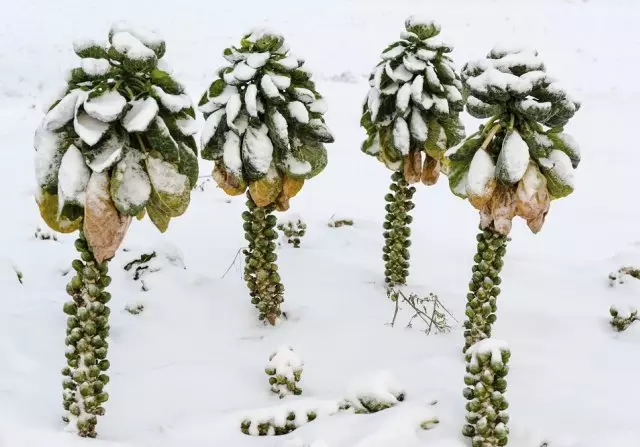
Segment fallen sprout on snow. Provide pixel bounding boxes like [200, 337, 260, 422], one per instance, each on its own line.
[277, 217, 307, 248]
[608, 266, 640, 287]
[609, 306, 639, 332]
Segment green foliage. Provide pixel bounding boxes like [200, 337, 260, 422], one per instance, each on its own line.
[62, 229, 111, 438]
[35, 23, 197, 235]
[609, 306, 639, 332]
[277, 218, 306, 248]
[382, 172, 415, 287]
[243, 193, 284, 324]
[463, 340, 511, 447]
[199, 30, 333, 207]
[463, 228, 508, 353]
[360, 16, 464, 179]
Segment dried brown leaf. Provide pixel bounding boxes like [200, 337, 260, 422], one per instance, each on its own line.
[84, 172, 132, 263]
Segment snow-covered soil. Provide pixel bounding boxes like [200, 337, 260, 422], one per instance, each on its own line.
[2, 0, 640, 445]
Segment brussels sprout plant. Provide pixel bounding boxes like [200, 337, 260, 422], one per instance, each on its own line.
[445, 47, 580, 352]
[199, 29, 333, 324]
[34, 23, 198, 437]
[360, 17, 465, 288]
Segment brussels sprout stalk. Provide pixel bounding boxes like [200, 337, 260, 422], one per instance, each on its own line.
[243, 193, 284, 324]
[463, 226, 508, 352]
[383, 172, 415, 288]
[62, 227, 111, 438]
[463, 339, 511, 446]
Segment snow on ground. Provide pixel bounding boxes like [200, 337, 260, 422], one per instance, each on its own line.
[2, 0, 640, 446]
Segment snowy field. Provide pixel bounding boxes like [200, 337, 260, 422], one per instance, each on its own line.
[2, 0, 640, 445]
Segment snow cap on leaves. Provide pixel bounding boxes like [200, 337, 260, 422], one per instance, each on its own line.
[199, 29, 334, 209]
[445, 47, 581, 235]
[34, 22, 198, 256]
[360, 16, 465, 185]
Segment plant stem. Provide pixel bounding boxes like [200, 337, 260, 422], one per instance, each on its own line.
[62, 227, 111, 438]
[382, 172, 415, 288]
[480, 124, 503, 150]
[462, 225, 508, 353]
[242, 192, 284, 324]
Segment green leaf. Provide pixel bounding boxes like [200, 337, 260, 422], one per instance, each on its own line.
[151, 69, 184, 94]
[74, 43, 109, 59]
[209, 79, 226, 97]
[439, 116, 466, 147]
[145, 117, 180, 163]
[177, 143, 199, 188]
[146, 156, 191, 217]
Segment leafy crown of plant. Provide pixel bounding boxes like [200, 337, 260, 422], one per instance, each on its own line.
[34, 22, 198, 253]
[360, 16, 465, 182]
[446, 47, 581, 235]
[199, 29, 334, 210]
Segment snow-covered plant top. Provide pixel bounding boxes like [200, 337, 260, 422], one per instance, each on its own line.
[361, 16, 465, 183]
[34, 22, 198, 250]
[199, 29, 334, 210]
[445, 47, 581, 235]
[265, 346, 304, 398]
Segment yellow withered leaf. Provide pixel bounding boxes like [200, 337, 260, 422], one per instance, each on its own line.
[249, 168, 283, 207]
[36, 190, 81, 234]
[212, 163, 247, 196]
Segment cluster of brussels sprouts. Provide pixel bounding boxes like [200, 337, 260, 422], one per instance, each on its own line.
[463, 340, 511, 446]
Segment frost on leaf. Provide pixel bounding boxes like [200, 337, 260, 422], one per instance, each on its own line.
[146, 156, 190, 218]
[111, 149, 151, 216]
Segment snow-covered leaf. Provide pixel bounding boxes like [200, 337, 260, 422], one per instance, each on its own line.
[111, 149, 151, 216]
[85, 130, 124, 172]
[74, 109, 110, 146]
[496, 130, 530, 184]
[392, 117, 410, 156]
[242, 124, 274, 180]
[58, 144, 91, 214]
[44, 90, 80, 131]
[288, 101, 310, 124]
[122, 97, 159, 133]
[84, 90, 126, 122]
[245, 84, 259, 117]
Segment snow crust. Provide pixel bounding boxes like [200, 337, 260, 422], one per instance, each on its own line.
[112, 31, 155, 60]
[84, 90, 126, 122]
[122, 97, 159, 132]
[81, 58, 111, 76]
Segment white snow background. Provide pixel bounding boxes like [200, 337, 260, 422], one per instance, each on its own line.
[1, 0, 640, 446]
